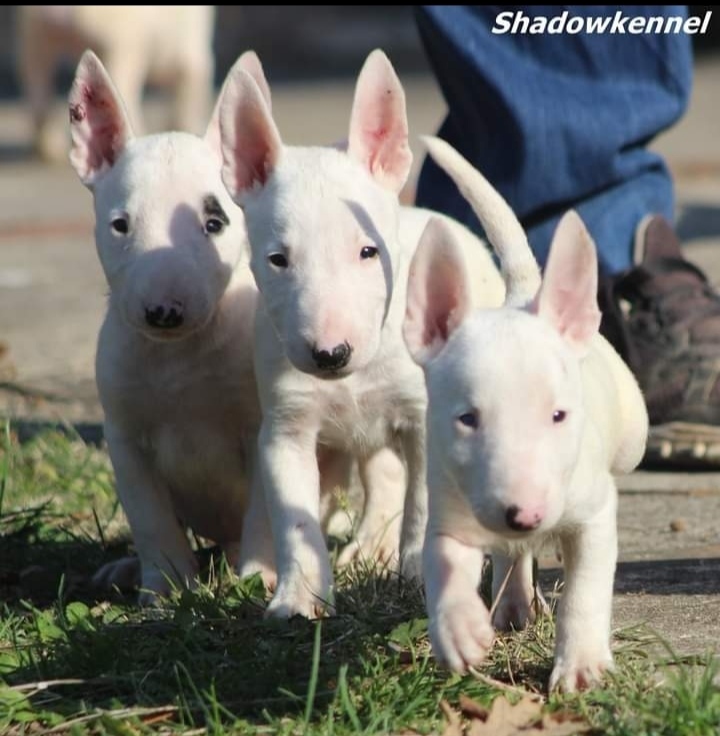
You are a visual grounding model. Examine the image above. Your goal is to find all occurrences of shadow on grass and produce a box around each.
[4,564,429,729]
[0,429,436,730]
[1,503,430,728]
[0,502,135,609]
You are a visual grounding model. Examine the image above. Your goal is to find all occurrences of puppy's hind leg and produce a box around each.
[336,447,404,573]
[398,425,429,583]
[490,551,548,631]
[172,53,213,136]
[93,555,141,594]
[169,6,214,135]
[104,47,149,135]
[16,13,63,161]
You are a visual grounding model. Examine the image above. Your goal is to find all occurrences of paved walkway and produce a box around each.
[1,54,719,660]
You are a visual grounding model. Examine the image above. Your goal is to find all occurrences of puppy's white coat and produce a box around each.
[69,50,267,603]
[71,50,398,602]
[403,137,648,692]
[218,51,505,618]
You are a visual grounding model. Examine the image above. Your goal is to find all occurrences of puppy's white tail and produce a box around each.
[421,135,541,308]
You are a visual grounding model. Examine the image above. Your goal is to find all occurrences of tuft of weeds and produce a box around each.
[570,639,720,736]
[0,425,128,609]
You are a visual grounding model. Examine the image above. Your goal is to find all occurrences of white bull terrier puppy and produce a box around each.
[18,6,216,161]
[217,50,505,618]
[403,137,648,692]
[69,49,269,604]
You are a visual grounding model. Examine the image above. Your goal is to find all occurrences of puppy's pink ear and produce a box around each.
[235,50,272,111]
[403,217,472,366]
[347,49,413,194]
[534,210,601,355]
[205,51,272,161]
[219,67,282,201]
[69,50,134,187]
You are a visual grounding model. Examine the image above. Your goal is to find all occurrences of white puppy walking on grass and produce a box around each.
[403,137,648,692]
[217,50,505,619]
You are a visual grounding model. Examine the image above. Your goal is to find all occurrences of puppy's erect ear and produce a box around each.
[235,50,272,111]
[69,50,134,187]
[534,210,601,356]
[403,217,473,366]
[219,67,282,202]
[347,49,413,194]
[205,50,272,162]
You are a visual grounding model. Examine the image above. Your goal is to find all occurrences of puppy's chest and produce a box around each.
[138,367,253,538]
[148,421,249,544]
[152,420,245,486]
[316,372,421,452]
[115,344,257,428]
[107,345,258,495]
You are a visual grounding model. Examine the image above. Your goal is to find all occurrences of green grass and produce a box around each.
[1,427,718,735]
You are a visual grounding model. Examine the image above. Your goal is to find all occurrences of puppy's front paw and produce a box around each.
[238,559,278,594]
[549,649,614,693]
[136,563,198,607]
[137,588,166,607]
[491,584,549,631]
[399,544,424,584]
[430,595,494,673]
[92,556,141,593]
[336,528,400,572]
[265,586,335,620]
[94,558,178,608]
[265,570,335,620]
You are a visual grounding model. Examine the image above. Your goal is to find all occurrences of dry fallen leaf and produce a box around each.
[537,712,592,735]
[467,695,541,736]
[459,693,489,719]
[440,699,463,736]
[445,694,592,736]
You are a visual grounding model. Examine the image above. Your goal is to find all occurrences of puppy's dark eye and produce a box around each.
[360,245,378,260]
[204,217,225,235]
[111,217,129,235]
[457,411,479,430]
[553,410,567,424]
[268,253,289,269]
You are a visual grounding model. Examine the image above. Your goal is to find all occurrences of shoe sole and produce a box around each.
[644,422,720,469]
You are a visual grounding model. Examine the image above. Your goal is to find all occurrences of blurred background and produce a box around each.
[0,6,430,91]
[0,6,715,90]
[0,5,718,430]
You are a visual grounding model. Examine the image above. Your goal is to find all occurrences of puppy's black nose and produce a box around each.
[145,303,184,329]
[311,341,352,371]
[505,504,543,532]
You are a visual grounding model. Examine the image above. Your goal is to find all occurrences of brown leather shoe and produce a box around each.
[599,214,720,467]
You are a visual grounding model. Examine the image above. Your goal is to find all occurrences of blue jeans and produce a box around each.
[414,5,693,274]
